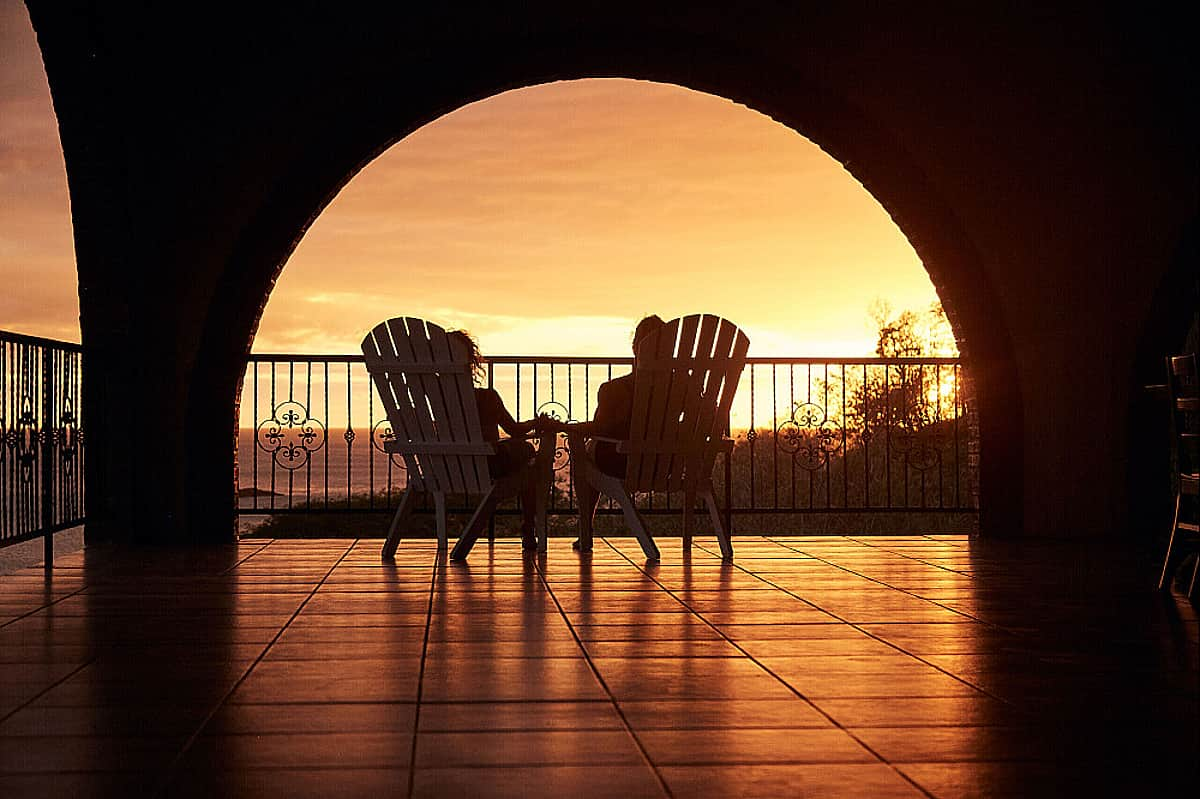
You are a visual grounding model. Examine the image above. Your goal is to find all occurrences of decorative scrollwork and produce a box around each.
[536,400,574,471]
[58,401,79,476]
[776,402,844,471]
[256,400,326,471]
[537,401,570,424]
[17,395,37,483]
[370,419,406,470]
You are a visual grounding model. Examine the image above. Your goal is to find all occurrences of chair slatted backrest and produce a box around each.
[1167,353,1199,484]
[362,318,491,495]
[625,314,750,493]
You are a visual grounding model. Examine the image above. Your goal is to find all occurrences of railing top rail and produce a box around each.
[246,353,962,366]
[0,329,83,352]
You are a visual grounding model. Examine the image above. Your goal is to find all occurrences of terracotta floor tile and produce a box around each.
[619,698,831,729]
[164,768,410,799]
[414,730,643,767]
[419,701,623,732]
[812,696,1025,727]
[181,731,413,769]
[0,772,157,799]
[638,727,874,764]
[205,702,417,734]
[590,656,796,701]
[659,763,925,798]
[412,765,664,798]
[420,656,606,701]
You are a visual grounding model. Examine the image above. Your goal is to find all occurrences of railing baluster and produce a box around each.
[197,351,979,540]
[0,332,84,553]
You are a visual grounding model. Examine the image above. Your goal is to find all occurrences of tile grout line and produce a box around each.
[0,546,119,724]
[151,538,358,797]
[219,539,276,575]
[692,539,1023,708]
[601,537,937,798]
[0,581,89,630]
[0,657,96,727]
[530,549,675,799]
[769,538,998,627]
[0,546,125,631]
[406,547,441,799]
[842,534,975,576]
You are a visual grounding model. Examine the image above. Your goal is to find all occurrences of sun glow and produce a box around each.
[251,79,944,359]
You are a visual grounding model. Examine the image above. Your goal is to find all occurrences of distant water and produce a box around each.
[237,428,408,508]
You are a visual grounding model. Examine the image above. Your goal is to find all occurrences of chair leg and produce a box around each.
[1158,493,1181,590]
[450,485,500,561]
[604,479,658,561]
[535,472,549,554]
[433,491,448,552]
[702,487,733,560]
[682,485,696,552]
[381,487,418,561]
[569,433,596,553]
[535,432,554,553]
[574,486,598,553]
[1188,551,1199,599]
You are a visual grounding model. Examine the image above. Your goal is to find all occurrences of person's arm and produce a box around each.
[541,380,616,438]
[484,389,536,438]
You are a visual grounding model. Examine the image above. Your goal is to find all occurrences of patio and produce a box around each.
[0,534,1196,797]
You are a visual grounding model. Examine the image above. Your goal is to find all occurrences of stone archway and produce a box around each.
[187,36,1020,543]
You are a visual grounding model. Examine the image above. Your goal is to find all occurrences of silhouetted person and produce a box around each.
[448,330,543,549]
[538,315,665,546]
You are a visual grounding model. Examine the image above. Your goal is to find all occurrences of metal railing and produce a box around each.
[238,354,977,535]
[1,331,84,562]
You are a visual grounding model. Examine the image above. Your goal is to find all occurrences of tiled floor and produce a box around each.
[0,535,1196,798]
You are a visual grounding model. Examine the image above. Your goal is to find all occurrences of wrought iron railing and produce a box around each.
[1,331,84,561]
[238,355,977,535]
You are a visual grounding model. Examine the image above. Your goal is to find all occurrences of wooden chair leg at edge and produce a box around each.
[701,486,733,560]
[1188,550,1199,598]
[433,491,448,552]
[682,485,696,552]
[569,433,597,553]
[450,484,501,561]
[574,469,600,554]
[601,473,659,561]
[1158,494,1182,590]
[382,487,418,561]
[535,432,555,553]
[535,470,550,554]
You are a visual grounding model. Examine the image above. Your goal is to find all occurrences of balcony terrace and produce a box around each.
[1,534,1196,797]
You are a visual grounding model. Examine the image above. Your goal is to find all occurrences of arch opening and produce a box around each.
[0,0,78,341]
[234,78,985,539]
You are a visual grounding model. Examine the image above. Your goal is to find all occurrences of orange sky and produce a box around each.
[2,1,948,357]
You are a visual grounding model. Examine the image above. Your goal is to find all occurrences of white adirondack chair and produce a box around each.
[361,317,549,559]
[570,314,749,560]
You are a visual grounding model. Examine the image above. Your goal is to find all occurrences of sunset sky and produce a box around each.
[2,0,946,357]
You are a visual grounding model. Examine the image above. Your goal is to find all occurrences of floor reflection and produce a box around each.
[0,535,1195,797]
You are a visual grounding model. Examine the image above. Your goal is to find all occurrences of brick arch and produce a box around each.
[188,37,1020,540]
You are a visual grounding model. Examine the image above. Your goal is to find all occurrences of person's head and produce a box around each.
[631,314,666,354]
[447,329,485,383]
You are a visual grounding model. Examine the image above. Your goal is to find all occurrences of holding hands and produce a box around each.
[533,413,567,434]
